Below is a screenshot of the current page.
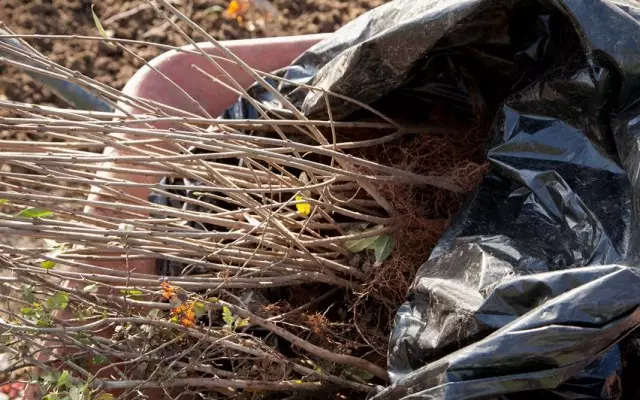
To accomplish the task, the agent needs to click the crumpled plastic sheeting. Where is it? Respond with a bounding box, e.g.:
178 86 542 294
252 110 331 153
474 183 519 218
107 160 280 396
325 0 639 398
155 0 640 398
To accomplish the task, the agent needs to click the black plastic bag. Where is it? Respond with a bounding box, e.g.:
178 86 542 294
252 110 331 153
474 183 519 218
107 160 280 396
159 0 640 398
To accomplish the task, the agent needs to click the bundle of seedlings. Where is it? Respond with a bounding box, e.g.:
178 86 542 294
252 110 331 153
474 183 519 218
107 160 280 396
0 2 489 399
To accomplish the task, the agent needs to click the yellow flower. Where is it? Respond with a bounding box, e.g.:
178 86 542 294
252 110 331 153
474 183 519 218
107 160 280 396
295 194 311 217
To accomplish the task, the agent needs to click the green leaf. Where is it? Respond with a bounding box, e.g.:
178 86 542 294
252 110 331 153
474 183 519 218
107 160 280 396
20 306 35 317
17 207 55 218
203 5 225 15
147 308 160 319
49 291 69 310
234 317 250 329
373 235 394 263
119 289 143 297
0 199 7 204
57 370 71 389
41 259 57 270
74 307 92 320
354 369 375 381
83 284 99 293
73 332 91 344
21 285 35 303
343 366 375 382
45 239 64 249
69 384 89 400
93 393 115 400
193 302 206 319
92 355 108 366
91 5 109 40
344 235 378 253
42 370 60 384
222 306 234 326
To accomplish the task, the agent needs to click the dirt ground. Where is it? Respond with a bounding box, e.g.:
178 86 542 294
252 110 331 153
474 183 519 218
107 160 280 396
0 0 386 109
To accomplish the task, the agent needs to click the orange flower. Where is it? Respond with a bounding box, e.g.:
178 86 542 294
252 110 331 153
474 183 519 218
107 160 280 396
161 280 175 300
162 280 198 327
171 301 196 328
179 305 196 328
224 0 250 19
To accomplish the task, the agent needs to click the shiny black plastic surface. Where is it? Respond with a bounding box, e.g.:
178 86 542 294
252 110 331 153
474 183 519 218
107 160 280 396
161 0 640 397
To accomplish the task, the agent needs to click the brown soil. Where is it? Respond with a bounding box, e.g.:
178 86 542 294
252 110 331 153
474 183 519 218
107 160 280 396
0 0 387 109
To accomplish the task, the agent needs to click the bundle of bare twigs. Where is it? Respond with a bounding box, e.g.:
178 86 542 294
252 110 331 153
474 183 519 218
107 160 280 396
0 1 488 399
